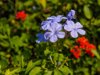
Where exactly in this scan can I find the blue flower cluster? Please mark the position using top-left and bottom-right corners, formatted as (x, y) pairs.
(36, 10), (86, 43)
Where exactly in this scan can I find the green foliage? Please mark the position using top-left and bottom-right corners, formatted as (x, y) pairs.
(0, 0), (100, 75)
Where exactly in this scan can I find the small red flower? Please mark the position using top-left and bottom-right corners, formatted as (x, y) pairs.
(85, 43), (96, 57)
(76, 36), (96, 57)
(76, 36), (89, 47)
(70, 46), (81, 59)
(16, 11), (27, 21)
(76, 37), (90, 49)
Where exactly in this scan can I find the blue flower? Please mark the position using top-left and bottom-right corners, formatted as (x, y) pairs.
(44, 22), (65, 42)
(67, 10), (75, 20)
(64, 21), (86, 38)
(41, 20), (51, 30)
(36, 33), (47, 43)
(41, 15), (66, 30)
(47, 15), (66, 22)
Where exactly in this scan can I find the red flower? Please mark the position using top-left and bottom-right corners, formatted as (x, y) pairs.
(76, 36), (96, 57)
(70, 46), (81, 59)
(76, 37), (90, 49)
(85, 43), (96, 57)
(76, 36), (88, 46)
(16, 11), (27, 21)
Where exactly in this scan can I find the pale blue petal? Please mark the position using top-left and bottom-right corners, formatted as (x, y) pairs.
(75, 22), (83, 29)
(67, 10), (75, 20)
(41, 21), (51, 30)
(64, 24), (74, 31)
(71, 30), (78, 38)
(67, 21), (74, 26)
(41, 24), (49, 30)
(77, 29), (86, 35)
(44, 32), (51, 40)
(55, 15), (63, 22)
(55, 23), (62, 31)
(50, 35), (58, 42)
(57, 32), (65, 38)
(62, 17), (67, 19)
(47, 16), (56, 20)
(48, 22), (62, 31)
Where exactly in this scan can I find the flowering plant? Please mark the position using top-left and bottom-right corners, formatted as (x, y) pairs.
(0, 0), (100, 75)
(33, 10), (99, 75)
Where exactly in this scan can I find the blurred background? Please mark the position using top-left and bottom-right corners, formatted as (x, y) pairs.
(0, 0), (100, 75)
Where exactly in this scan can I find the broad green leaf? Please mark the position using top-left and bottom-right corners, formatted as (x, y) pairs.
(59, 66), (73, 75)
(29, 67), (41, 75)
(83, 5), (92, 19)
(44, 48), (50, 56)
(25, 60), (41, 74)
(75, 68), (89, 75)
(5, 69), (12, 75)
(0, 34), (8, 39)
(51, 0), (58, 4)
(54, 69), (62, 75)
(53, 53), (59, 61)
(37, 0), (46, 8)
(24, 1), (33, 7)
(0, 40), (9, 47)
(92, 50), (100, 59)
(58, 54), (64, 61)
(98, 0), (100, 5)
(44, 70), (52, 75)
(5, 68), (21, 75)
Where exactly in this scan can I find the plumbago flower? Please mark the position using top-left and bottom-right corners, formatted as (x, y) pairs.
(44, 22), (65, 42)
(36, 33), (47, 43)
(64, 21), (86, 38)
(41, 15), (66, 30)
(67, 10), (75, 20)
(36, 9), (86, 43)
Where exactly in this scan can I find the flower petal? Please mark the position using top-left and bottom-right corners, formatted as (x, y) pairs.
(75, 22), (83, 29)
(67, 10), (75, 20)
(55, 23), (62, 31)
(64, 25), (72, 31)
(57, 32), (65, 38)
(41, 21), (51, 30)
(44, 32), (51, 40)
(50, 35), (58, 42)
(67, 21), (74, 26)
(77, 29), (86, 35)
(64, 21), (74, 31)
(47, 16), (55, 20)
(71, 30), (78, 38)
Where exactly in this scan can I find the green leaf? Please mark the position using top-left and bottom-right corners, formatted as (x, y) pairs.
(54, 69), (62, 75)
(5, 69), (12, 75)
(0, 40), (9, 47)
(92, 50), (100, 59)
(36, 0), (46, 8)
(0, 34), (8, 39)
(51, 0), (59, 4)
(29, 67), (41, 75)
(44, 70), (52, 75)
(25, 60), (41, 74)
(98, 0), (100, 6)
(83, 5), (92, 19)
(44, 48), (50, 56)
(59, 66), (73, 75)
(58, 54), (64, 62)
(24, 1), (33, 7)
(5, 68), (21, 75)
